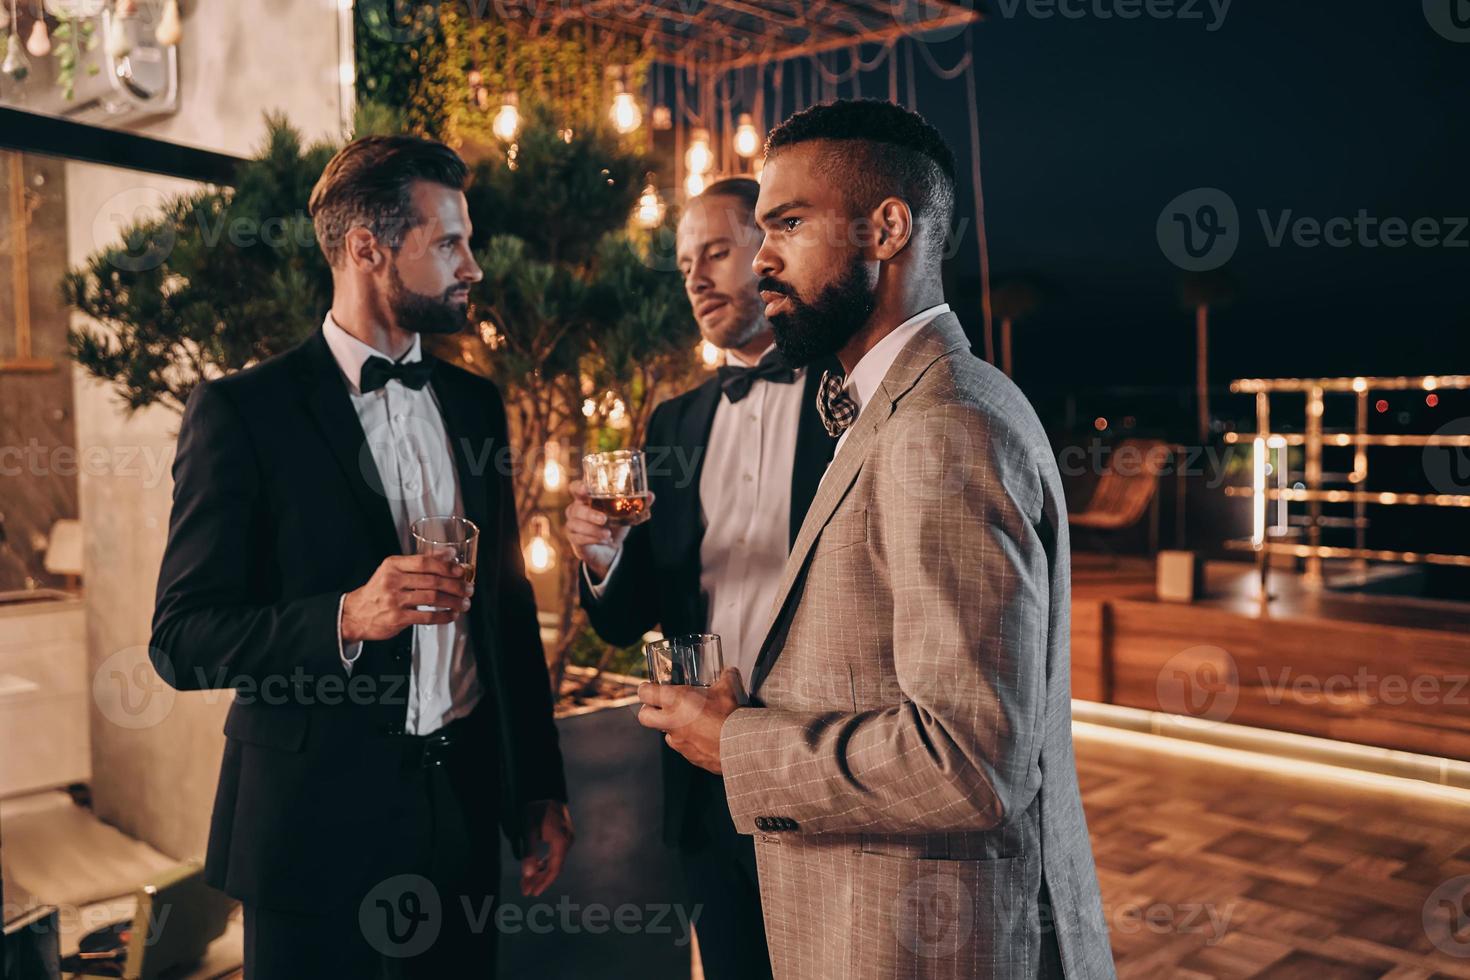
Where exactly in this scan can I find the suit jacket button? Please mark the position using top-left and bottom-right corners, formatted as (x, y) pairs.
(783, 818), (799, 831)
(755, 817), (771, 831)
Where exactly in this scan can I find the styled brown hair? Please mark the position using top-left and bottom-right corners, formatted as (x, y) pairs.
(308, 135), (471, 267)
(697, 176), (761, 223)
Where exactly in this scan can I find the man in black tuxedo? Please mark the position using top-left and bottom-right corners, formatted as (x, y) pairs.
(563, 178), (837, 980)
(150, 135), (572, 977)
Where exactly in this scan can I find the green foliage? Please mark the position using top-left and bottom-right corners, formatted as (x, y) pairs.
(51, 18), (100, 102)
(354, 3), (649, 157)
(465, 103), (645, 265)
(66, 113), (338, 413)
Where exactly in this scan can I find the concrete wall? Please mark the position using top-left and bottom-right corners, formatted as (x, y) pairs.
(70, 0), (349, 860)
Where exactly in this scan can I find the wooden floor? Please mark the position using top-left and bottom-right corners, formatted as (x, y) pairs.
(1076, 732), (1470, 979)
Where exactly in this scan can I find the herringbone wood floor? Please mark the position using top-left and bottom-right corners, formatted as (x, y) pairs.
(1076, 734), (1470, 979)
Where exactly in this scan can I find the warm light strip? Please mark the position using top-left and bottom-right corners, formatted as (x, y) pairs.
(1222, 539), (1470, 566)
(1232, 375), (1470, 393)
(1224, 486), (1470, 508)
(1251, 437), (1266, 548)
(1224, 431), (1470, 447)
(1072, 718), (1470, 805)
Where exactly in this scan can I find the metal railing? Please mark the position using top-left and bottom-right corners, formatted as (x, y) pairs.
(1221, 375), (1470, 590)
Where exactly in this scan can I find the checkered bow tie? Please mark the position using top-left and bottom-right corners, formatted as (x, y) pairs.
(816, 370), (858, 438)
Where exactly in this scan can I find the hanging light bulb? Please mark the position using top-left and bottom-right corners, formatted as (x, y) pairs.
(492, 94), (520, 142)
(542, 441), (565, 492)
(1, 33), (29, 84)
(684, 128), (713, 176)
(105, 10), (132, 59)
(635, 181), (664, 229)
(651, 105), (672, 130)
(24, 18), (49, 57)
(610, 86), (641, 135)
(733, 112), (760, 159)
(154, 0), (180, 46)
(523, 515), (557, 574)
(684, 171), (707, 198)
(700, 340), (723, 369)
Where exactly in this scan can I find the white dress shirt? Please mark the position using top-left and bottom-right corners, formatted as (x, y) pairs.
(588, 344), (807, 688)
(323, 312), (482, 735)
(831, 303), (952, 458)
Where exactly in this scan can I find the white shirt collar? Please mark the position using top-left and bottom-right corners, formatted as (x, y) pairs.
(322, 311), (423, 395)
(843, 303), (951, 414)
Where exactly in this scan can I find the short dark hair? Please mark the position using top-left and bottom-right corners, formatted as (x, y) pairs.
(308, 135), (471, 267)
(696, 177), (761, 223)
(765, 99), (957, 260)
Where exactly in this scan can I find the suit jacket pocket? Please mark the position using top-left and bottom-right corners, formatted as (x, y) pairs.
(223, 703), (308, 753)
(847, 850), (1039, 979)
(817, 510), (868, 555)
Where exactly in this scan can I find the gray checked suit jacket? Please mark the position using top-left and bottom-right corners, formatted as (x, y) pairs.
(718, 312), (1116, 979)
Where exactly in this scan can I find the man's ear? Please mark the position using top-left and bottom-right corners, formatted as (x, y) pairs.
(871, 197), (914, 261)
(342, 226), (385, 273)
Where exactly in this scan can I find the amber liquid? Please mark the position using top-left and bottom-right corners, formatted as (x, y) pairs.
(589, 493), (651, 523)
(458, 561), (476, 586)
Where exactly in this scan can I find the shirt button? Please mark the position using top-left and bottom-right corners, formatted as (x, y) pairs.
(748, 414), (758, 422)
(394, 413), (405, 422)
(744, 474), (753, 482)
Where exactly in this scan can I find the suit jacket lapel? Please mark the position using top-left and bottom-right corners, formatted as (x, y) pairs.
(747, 313), (972, 695)
(298, 328), (401, 559)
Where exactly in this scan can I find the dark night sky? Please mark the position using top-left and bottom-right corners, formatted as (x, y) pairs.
(864, 2), (1470, 415)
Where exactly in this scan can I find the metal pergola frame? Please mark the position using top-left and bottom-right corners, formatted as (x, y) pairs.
(500, 0), (983, 71)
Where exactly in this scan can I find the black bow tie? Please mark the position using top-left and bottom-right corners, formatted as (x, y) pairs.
(717, 350), (798, 403)
(359, 355), (433, 393)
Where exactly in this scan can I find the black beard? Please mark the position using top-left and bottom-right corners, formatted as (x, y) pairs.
(766, 257), (876, 368)
(388, 261), (469, 336)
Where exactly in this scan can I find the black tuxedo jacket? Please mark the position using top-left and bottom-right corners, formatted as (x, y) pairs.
(150, 326), (566, 912)
(578, 361), (838, 845)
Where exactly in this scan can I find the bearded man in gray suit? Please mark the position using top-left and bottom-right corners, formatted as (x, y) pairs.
(637, 100), (1115, 979)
